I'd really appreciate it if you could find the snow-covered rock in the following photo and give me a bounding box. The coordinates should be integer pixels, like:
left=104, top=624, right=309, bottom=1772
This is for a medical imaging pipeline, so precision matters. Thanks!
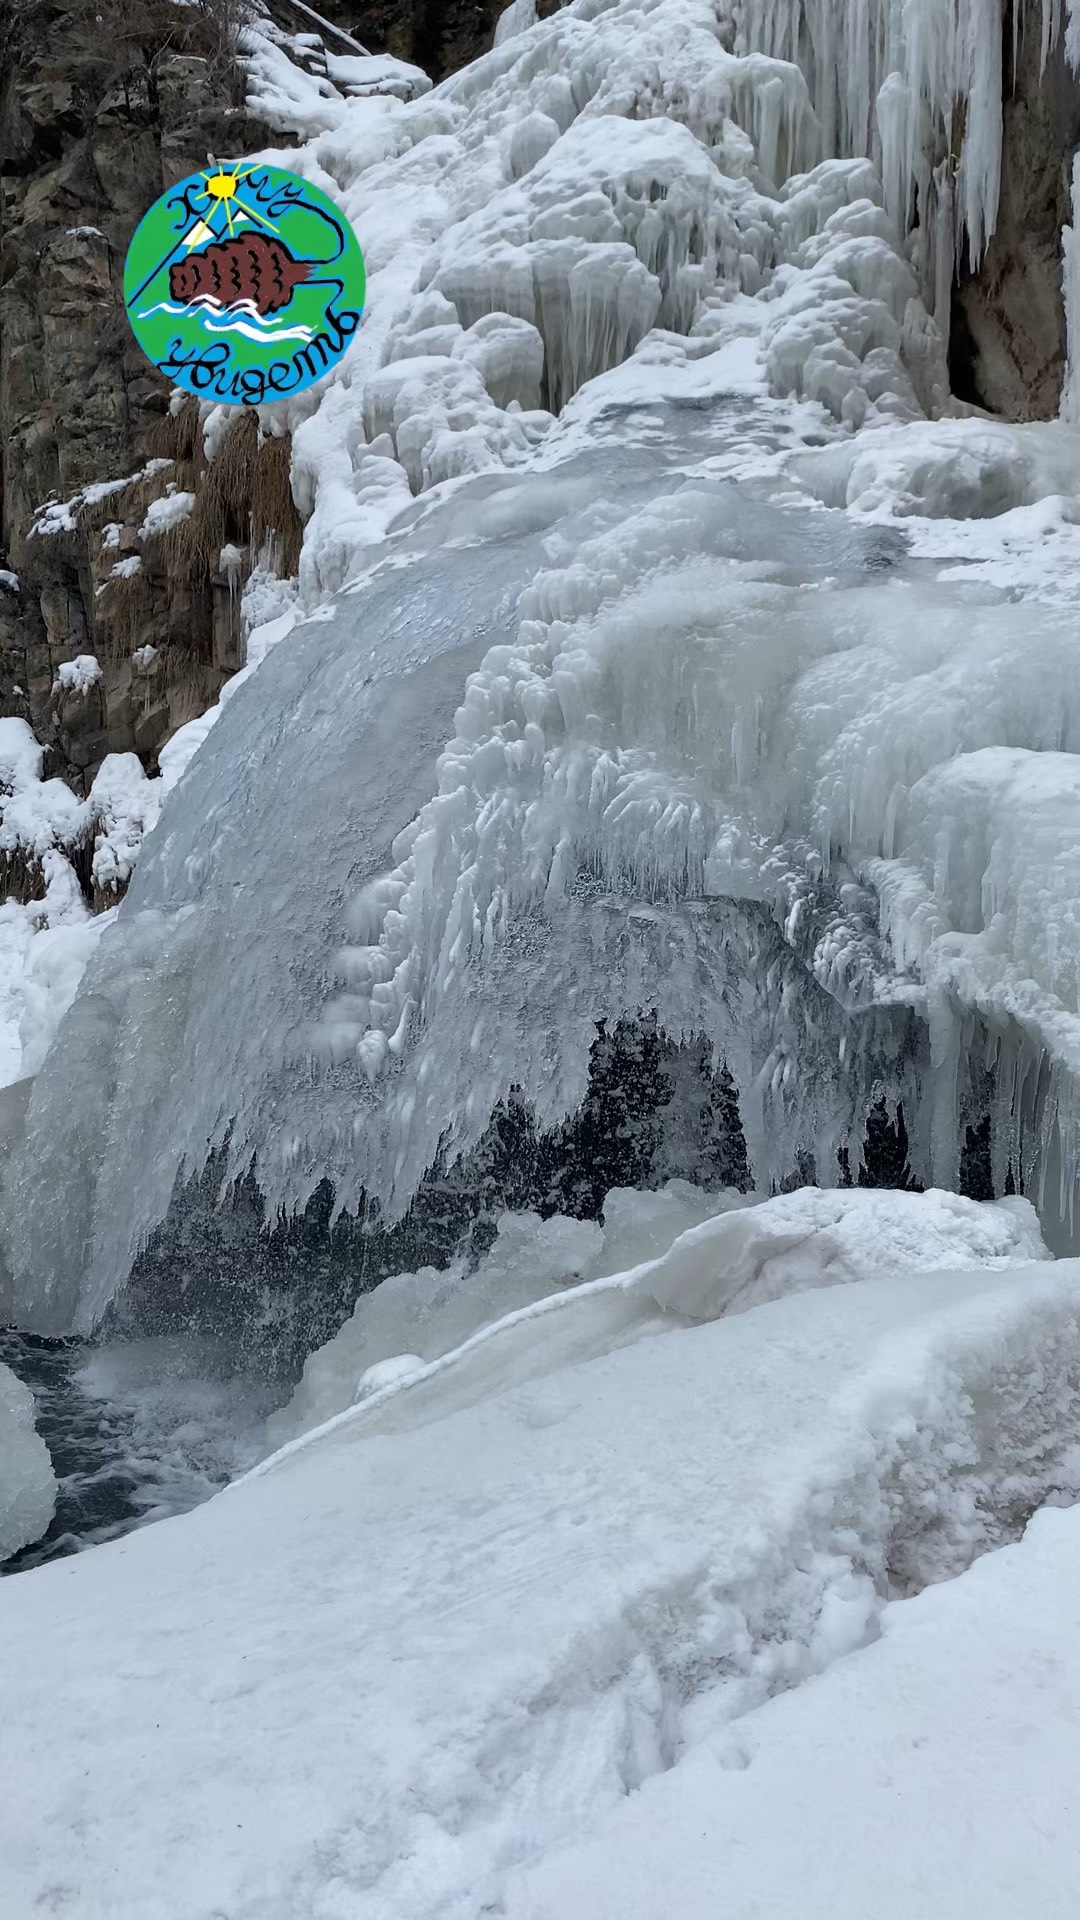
left=0, top=1361, right=55, bottom=1562
left=53, top=655, right=102, bottom=698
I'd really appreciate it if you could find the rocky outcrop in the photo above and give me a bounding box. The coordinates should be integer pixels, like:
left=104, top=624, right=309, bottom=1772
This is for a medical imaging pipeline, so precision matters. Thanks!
left=950, top=3, right=1080, bottom=419
left=347, top=0, right=508, bottom=82
left=0, top=0, right=286, bottom=792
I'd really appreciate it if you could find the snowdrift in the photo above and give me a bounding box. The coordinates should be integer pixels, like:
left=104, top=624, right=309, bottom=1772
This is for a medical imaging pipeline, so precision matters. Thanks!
left=506, top=1499, right=1080, bottom=1920
left=4, top=1244, right=1080, bottom=1918
left=267, top=1182, right=1049, bottom=1447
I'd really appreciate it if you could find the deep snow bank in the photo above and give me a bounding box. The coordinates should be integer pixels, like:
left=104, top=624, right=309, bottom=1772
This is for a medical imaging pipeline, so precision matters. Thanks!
left=268, top=1183, right=1049, bottom=1446
left=505, top=1499, right=1080, bottom=1920
left=4, top=1250, right=1080, bottom=1918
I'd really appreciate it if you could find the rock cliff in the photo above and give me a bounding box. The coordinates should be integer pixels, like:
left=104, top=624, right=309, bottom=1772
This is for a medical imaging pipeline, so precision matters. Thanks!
left=951, top=3, right=1080, bottom=418
left=0, top=4, right=277, bottom=779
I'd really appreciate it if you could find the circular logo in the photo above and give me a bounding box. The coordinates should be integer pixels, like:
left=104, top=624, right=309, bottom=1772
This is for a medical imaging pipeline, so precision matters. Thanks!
left=124, top=161, right=366, bottom=407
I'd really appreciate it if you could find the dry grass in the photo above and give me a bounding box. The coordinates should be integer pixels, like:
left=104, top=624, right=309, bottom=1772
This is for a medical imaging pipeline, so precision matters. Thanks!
left=0, top=847, right=46, bottom=907
left=149, top=410, right=304, bottom=589
left=3, top=0, right=253, bottom=106
left=93, top=566, right=159, bottom=662
left=82, top=404, right=303, bottom=665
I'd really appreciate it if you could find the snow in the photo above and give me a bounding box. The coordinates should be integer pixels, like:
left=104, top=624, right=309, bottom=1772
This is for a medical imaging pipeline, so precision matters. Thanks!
left=53, top=654, right=102, bottom=697
left=239, top=21, right=426, bottom=135
left=3, top=1244, right=1080, bottom=1915
left=0, top=723, right=158, bottom=1086
left=505, top=1499, right=1080, bottom=1920
left=0, top=716, right=83, bottom=859
left=0, top=567, right=18, bottom=592
left=5, top=20, right=1080, bottom=1915
left=30, top=461, right=175, bottom=539
left=138, top=490, right=194, bottom=540
left=269, top=1183, right=1048, bottom=1448
left=324, top=51, right=432, bottom=101
left=0, top=1360, right=55, bottom=1562
left=88, top=754, right=162, bottom=897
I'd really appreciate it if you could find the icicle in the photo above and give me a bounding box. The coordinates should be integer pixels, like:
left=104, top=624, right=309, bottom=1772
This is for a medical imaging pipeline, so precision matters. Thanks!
left=1042, top=0, right=1064, bottom=71
left=1068, top=0, right=1080, bottom=69
left=1061, top=153, right=1080, bottom=423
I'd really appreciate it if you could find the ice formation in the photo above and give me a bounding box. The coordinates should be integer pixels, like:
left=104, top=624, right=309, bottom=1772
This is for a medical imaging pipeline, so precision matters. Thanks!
left=0, top=1360, right=56, bottom=1563
left=268, top=1183, right=1049, bottom=1447
left=6, top=0, right=1080, bottom=1333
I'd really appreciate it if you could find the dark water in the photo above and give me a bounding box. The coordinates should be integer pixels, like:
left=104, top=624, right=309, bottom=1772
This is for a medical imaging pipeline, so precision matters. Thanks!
left=0, top=1329, right=274, bottom=1575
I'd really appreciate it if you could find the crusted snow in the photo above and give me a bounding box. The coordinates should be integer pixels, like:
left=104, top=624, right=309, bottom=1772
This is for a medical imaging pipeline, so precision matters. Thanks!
left=4, top=1242, right=1080, bottom=1915
left=505, top=1498, right=1080, bottom=1920
left=269, top=1183, right=1048, bottom=1447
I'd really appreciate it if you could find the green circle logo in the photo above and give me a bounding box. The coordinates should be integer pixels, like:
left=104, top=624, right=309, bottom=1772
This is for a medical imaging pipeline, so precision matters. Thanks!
left=124, top=161, right=366, bottom=407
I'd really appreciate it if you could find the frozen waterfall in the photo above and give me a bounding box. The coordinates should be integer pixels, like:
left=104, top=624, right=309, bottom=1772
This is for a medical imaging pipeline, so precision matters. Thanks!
left=6, top=0, right=1080, bottom=1338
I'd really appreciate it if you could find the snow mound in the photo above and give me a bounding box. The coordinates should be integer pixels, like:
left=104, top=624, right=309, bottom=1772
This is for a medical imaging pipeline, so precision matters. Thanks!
left=53, top=655, right=102, bottom=698
left=4, top=1257, right=1080, bottom=1916
left=0, top=725, right=160, bottom=1089
left=88, top=755, right=162, bottom=899
left=0, top=1361, right=55, bottom=1562
left=506, top=1499, right=1080, bottom=1920
left=270, top=1183, right=1047, bottom=1447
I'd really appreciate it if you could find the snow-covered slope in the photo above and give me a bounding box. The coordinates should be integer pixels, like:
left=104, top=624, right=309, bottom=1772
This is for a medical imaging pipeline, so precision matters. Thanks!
left=267, top=1182, right=1049, bottom=1447
left=3, top=1234, right=1080, bottom=1918
left=506, top=1497, right=1080, bottom=1920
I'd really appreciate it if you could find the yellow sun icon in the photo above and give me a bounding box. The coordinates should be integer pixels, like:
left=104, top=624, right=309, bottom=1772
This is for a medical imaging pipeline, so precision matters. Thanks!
left=186, top=160, right=283, bottom=243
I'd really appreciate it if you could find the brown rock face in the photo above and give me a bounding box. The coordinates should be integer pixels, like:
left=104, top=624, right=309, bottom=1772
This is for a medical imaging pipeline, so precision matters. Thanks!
left=950, top=3, right=1080, bottom=419
left=0, top=0, right=276, bottom=792
left=324, top=0, right=508, bottom=84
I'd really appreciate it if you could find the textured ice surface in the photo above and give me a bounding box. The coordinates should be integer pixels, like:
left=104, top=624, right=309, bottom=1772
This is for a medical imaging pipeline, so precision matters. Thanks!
left=0, top=439, right=943, bottom=1334
left=4, top=1252, right=1080, bottom=1917
left=11, top=398, right=1080, bottom=1330
left=0, top=1360, right=56, bottom=1562
left=7, top=0, right=1080, bottom=1330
